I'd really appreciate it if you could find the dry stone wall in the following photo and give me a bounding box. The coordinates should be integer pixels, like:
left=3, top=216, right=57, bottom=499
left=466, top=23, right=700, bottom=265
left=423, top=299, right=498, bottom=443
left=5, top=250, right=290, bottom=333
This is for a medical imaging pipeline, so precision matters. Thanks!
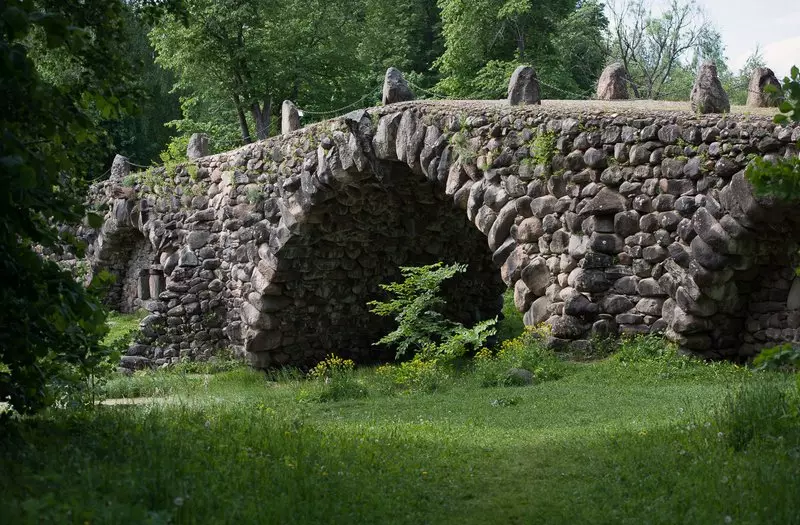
left=81, top=101, right=800, bottom=368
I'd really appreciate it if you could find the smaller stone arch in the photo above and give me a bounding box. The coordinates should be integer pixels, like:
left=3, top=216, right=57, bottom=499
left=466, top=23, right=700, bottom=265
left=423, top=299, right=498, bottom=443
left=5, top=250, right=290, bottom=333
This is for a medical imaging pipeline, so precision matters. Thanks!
left=92, top=197, right=160, bottom=312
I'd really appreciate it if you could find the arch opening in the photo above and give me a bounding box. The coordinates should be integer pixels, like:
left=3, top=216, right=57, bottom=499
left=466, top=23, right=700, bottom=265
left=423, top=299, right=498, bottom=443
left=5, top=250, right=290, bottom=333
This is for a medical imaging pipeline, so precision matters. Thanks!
left=243, top=160, right=505, bottom=367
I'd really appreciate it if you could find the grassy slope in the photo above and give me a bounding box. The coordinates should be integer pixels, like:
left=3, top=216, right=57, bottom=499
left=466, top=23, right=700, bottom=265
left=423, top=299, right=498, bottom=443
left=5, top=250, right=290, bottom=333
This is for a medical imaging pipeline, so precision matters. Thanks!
left=1, top=359, right=797, bottom=525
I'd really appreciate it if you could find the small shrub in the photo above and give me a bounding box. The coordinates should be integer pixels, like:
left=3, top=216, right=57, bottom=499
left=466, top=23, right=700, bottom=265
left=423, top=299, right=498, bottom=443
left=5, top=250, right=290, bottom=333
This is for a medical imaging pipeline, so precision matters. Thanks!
left=171, top=350, right=244, bottom=375
left=496, top=288, right=524, bottom=342
left=752, top=343, right=800, bottom=372
left=530, top=131, right=558, bottom=167
left=613, top=334, right=676, bottom=364
left=298, top=354, right=367, bottom=403
left=246, top=187, right=264, bottom=205
left=368, top=262, right=496, bottom=361
left=474, top=327, right=564, bottom=387
left=449, top=130, right=477, bottom=165
left=375, top=353, right=451, bottom=394
left=308, top=354, right=355, bottom=380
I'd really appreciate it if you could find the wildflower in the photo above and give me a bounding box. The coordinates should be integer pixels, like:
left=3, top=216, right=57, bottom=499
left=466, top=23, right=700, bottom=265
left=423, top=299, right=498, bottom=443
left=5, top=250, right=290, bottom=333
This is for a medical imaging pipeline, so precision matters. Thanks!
left=717, top=432, right=725, bottom=439
left=724, top=516, right=732, bottom=524
left=174, top=497, right=184, bottom=507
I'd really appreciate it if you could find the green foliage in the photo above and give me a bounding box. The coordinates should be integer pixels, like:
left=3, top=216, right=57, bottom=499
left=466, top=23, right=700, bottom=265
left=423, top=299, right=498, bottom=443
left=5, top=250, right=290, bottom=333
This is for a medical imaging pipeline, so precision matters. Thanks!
left=434, top=0, right=599, bottom=98
left=449, top=129, right=477, bottom=165
left=771, top=65, right=800, bottom=124
left=496, top=287, right=524, bottom=342
left=608, top=0, right=707, bottom=100
left=0, top=0, right=153, bottom=415
left=752, top=343, right=800, bottom=372
left=531, top=131, right=558, bottom=166
left=158, top=133, right=191, bottom=165
left=368, top=263, right=496, bottom=360
left=473, top=327, right=564, bottom=387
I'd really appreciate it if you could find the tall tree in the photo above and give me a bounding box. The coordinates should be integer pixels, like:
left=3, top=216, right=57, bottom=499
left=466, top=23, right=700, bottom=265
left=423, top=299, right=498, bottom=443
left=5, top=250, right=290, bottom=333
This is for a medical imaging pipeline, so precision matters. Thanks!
left=434, top=0, right=605, bottom=99
left=151, top=0, right=366, bottom=146
left=608, top=0, right=705, bottom=99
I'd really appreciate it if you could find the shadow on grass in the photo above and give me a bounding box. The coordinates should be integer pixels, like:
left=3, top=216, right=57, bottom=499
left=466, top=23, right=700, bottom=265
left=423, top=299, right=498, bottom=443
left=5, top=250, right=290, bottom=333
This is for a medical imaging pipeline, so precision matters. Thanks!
left=1, top=375, right=798, bottom=525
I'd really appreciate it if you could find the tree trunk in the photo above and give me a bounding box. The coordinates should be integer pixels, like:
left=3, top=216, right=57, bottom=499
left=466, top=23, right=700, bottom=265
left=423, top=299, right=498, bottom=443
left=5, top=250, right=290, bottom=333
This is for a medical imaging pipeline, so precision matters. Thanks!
left=250, top=99, right=271, bottom=141
left=233, top=93, right=252, bottom=144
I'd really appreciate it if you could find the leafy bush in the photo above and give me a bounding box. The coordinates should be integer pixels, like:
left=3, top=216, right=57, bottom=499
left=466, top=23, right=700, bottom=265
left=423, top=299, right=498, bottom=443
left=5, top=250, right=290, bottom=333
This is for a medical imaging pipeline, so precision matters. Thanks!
left=0, top=0, right=142, bottom=416
left=612, top=334, right=677, bottom=364
left=474, top=327, right=564, bottom=387
left=368, top=263, right=496, bottom=361
left=752, top=343, right=800, bottom=372
left=298, top=355, right=367, bottom=403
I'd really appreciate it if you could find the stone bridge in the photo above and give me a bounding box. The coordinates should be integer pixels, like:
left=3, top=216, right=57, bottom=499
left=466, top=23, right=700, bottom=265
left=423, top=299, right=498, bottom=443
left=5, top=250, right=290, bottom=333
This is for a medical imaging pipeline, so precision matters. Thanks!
left=83, top=84, right=800, bottom=368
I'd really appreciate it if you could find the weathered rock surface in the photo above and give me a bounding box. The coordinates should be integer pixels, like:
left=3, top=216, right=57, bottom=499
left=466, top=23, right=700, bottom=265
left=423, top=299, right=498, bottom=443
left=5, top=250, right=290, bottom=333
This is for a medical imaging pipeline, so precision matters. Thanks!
left=746, top=67, right=781, bottom=107
left=186, top=133, right=209, bottom=159
left=596, top=63, right=629, bottom=100
left=281, top=100, right=301, bottom=135
left=382, top=67, right=414, bottom=105
left=690, top=62, right=730, bottom=114
left=508, top=66, right=541, bottom=106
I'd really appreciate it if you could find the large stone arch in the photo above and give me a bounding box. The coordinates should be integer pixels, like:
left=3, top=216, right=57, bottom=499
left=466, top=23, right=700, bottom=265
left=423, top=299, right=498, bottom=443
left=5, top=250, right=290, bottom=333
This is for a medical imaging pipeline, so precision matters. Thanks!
left=239, top=110, right=507, bottom=367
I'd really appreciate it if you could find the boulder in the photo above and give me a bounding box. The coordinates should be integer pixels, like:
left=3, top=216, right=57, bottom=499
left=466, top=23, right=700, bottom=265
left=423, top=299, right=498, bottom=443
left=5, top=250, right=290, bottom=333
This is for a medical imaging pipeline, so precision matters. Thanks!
left=507, top=65, right=541, bottom=106
left=580, top=188, right=627, bottom=216
left=690, top=61, right=730, bottom=114
left=382, top=67, right=414, bottom=105
left=525, top=296, right=552, bottom=325
left=596, top=63, right=629, bottom=100
left=521, top=257, right=550, bottom=296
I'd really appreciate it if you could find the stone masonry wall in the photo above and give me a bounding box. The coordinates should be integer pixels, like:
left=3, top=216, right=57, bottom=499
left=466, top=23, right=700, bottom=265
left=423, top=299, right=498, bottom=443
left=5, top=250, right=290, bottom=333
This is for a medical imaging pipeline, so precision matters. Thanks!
left=80, top=101, right=800, bottom=368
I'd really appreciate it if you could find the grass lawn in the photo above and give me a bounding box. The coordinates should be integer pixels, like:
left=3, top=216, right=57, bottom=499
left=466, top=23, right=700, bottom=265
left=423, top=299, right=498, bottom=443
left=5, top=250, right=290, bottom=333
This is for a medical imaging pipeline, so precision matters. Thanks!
left=1, top=341, right=798, bottom=525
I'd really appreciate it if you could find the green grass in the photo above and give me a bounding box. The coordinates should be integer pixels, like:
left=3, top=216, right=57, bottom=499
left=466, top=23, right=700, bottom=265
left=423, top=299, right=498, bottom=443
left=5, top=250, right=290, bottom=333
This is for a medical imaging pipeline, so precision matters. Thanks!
left=104, top=310, right=147, bottom=347
left=1, top=342, right=798, bottom=524
left=496, top=287, right=524, bottom=342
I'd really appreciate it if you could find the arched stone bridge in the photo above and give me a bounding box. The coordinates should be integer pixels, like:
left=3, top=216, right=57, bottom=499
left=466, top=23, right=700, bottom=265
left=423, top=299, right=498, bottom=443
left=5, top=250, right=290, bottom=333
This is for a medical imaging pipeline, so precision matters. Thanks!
left=85, top=99, right=800, bottom=368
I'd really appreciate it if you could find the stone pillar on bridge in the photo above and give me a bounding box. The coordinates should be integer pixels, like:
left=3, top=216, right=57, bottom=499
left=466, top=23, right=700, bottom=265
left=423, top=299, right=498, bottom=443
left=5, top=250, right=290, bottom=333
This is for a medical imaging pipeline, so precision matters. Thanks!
left=282, top=100, right=301, bottom=135
left=596, top=63, right=629, bottom=100
left=382, top=67, right=415, bottom=105
left=110, top=154, right=130, bottom=182
left=186, top=133, right=209, bottom=159
left=746, top=67, right=781, bottom=107
left=507, top=65, right=541, bottom=105
left=690, top=61, right=730, bottom=114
